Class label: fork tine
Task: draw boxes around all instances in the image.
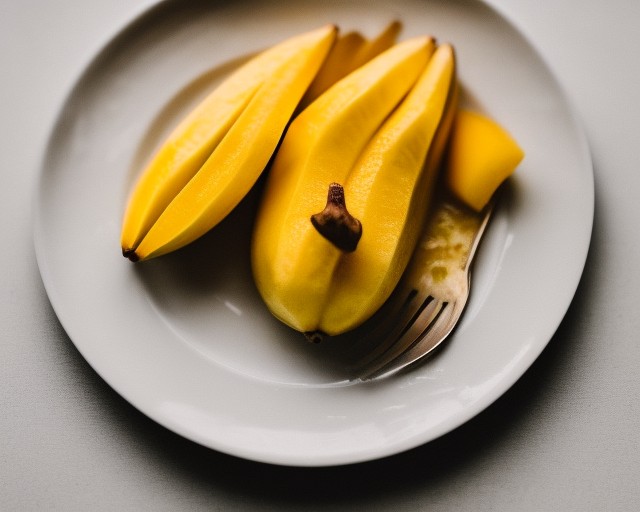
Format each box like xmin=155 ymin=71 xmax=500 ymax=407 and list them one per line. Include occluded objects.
xmin=357 ymin=298 xmax=446 ymax=378
xmin=361 ymin=300 xmax=461 ymax=380
xmin=373 ymin=288 xmax=422 ymax=342
xmin=352 ymin=288 xmax=426 ymax=363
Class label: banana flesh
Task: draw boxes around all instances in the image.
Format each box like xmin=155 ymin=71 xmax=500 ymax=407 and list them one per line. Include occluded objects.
xmin=318 ymin=44 xmax=458 ymax=334
xmin=300 ymin=21 xmax=402 ymax=108
xmin=251 ymin=38 xmax=456 ymax=336
xmin=121 ymin=25 xmax=337 ymax=261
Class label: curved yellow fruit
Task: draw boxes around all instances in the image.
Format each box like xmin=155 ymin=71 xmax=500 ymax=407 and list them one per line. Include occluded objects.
xmin=251 ymin=37 xmax=449 ymax=336
xmin=299 ymin=31 xmax=366 ymax=107
xmin=445 ymin=109 xmax=524 ymax=211
xmin=321 ymin=44 xmax=458 ymax=333
xmin=121 ymin=25 xmax=337 ymax=260
xmin=300 ymin=21 xmax=402 ymax=107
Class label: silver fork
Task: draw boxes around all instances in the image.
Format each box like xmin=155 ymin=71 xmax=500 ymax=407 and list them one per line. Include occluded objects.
xmin=353 ymin=191 xmax=497 ymax=381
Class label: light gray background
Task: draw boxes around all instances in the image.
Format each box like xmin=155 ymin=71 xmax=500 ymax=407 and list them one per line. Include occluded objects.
xmin=2 ymin=0 xmax=638 ymax=510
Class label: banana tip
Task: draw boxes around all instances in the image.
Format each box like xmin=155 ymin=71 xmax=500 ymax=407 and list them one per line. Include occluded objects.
xmin=122 ymin=248 xmax=139 ymax=262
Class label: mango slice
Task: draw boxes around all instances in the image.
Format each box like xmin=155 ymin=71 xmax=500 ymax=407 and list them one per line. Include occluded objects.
xmin=251 ymin=37 xmax=453 ymax=336
xmin=121 ymin=25 xmax=336 ymax=261
xmin=445 ymin=109 xmax=524 ymax=211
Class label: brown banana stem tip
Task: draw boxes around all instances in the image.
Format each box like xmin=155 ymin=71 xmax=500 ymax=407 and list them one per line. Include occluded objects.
xmin=304 ymin=330 xmax=325 ymax=344
xmin=122 ymin=248 xmax=139 ymax=262
xmin=310 ymin=182 xmax=362 ymax=252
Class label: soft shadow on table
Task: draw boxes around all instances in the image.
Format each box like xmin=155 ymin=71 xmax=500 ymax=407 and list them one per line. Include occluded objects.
xmin=47 ymin=177 xmax=601 ymax=509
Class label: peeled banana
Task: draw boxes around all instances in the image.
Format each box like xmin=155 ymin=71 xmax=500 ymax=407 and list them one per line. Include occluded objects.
xmin=121 ymin=25 xmax=337 ymax=261
xmin=300 ymin=21 xmax=402 ymax=108
xmin=251 ymin=40 xmax=458 ymax=337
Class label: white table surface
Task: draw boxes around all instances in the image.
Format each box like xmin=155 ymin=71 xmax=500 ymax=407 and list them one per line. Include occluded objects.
xmin=2 ymin=0 xmax=639 ymax=509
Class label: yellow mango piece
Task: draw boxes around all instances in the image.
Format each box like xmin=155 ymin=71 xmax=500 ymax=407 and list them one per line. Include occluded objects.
xmin=123 ymin=25 xmax=337 ymax=260
xmin=445 ymin=109 xmax=524 ymax=211
xmin=300 ymin=21 xmax=402 ymax=107
xmin=251 ymin=36 xmax=437 ymax=335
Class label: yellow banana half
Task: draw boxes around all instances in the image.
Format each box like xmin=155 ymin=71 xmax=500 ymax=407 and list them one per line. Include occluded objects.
xmin=300 ymin=21 xmax=402 ymax=108
xmin=318 ymin=44 xmax=458 ymax=334
xmin=121 ymin=25 xmax=337 ymax=261
xmin=251 ymin=37 xmax=452 ymax=337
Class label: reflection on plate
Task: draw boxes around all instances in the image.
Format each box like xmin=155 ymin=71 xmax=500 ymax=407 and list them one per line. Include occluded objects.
xmin=34 ymin=0 xmax=593 ymax=466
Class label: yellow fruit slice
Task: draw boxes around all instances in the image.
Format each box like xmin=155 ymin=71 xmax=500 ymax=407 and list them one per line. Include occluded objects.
xmin=299 ymin=31 xmax=366 ymax=107
xmin=445 ymin=109 xmax=524 ymax=211
xmin=251 ymin=36 xmax=436 ymax=335
xmin=358 ymin=21 xmax=403 ymax=66
xmin=300 ymin=21 xmax=402 ymax=107
xmin=321 ymin=44 xmax=458 ymax=334
xmin=122 ymin=25 xmax=337 ymax=260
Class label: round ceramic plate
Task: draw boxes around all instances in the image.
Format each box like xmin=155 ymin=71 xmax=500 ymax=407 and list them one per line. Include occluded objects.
xmin=34 ymin=0 xmax=593 ymax=466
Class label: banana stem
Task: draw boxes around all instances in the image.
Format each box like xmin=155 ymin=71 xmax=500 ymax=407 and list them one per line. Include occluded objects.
xmin=311 ymin=182 xmax=362 ymax=252
xmin=122 ymin=248 xmax=139 ymax=262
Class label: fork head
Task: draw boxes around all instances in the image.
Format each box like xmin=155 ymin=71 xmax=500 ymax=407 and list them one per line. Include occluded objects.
xmin=349 ymin=193 xmax=495 ymax=381
xmin=354 ymin=288 xmax=468 ymax=381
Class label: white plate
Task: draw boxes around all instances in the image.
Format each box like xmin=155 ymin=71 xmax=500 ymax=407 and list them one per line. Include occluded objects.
xmin=34 ymin=0 xmax=593 ymax=466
